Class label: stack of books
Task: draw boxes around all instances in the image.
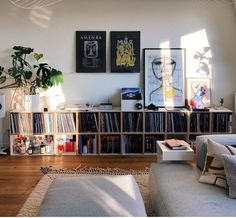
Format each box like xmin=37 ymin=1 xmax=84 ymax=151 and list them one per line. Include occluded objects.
xmin=164 ymin=139 xmax=187 ymax=150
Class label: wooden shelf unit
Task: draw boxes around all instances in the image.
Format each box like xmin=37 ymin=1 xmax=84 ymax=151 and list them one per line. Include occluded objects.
xmin=9 ymin=107 xmax=233 ymax=156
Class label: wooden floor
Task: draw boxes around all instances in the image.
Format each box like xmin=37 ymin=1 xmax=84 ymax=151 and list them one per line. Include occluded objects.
xmin=0 ymin=155 xmax=156 ymax=216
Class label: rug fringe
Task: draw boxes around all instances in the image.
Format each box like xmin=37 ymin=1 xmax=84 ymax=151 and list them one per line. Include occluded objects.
xmin=41 ymin=165 xmax=150 ymax=175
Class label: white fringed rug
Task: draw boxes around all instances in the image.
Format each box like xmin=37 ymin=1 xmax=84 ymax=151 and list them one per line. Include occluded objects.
xmin=17 ymin=166 xmax=155 ymax=217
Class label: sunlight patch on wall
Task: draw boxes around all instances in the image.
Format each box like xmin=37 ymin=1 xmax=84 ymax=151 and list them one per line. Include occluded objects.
xmin=29 ymin=7 xmax=53 ymax=29
xmin=40 ymin=85 xmax=65 ymax=110
xmin=181 ymin=29 xmax=212 ymax=78
xmin=159 ymin=42 xmax=175 ymax=107
xmin=160 ymin=40 xmax=170 ymax=49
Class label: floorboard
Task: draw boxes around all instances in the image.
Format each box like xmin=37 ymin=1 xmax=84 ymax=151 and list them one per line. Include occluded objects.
xmin=0 ymin=155 xmax=156 ymax=216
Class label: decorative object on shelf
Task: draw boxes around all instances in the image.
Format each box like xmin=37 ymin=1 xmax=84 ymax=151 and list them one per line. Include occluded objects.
xmin=76 ymin=31 xmax=106 ymax=73
xmin=110 ymin=31 xmax=140 ymax=73
xmin=9 ymin=0 xmax=63 ymax=9
xmin=58 ymin=102 xmax=94 ymax=111
xmin=143 ymin=48 xmax=186 ymax=107
xmin=220 ymin=98 xmax=224 ymax=108
xmin=187 ymin=78 xmax=211 ymax=109
xmin=65 ymin=141 xmax=74 ymax=152
xmin=99 ymin=103 xmax=113 ymax=110
xmin=146 ymin=103 xmax=158 ymax=111
xmin=0 ymin=46 xmax=64 ymax=111
xmin=40 ymin=142 xmax=46 ymax=154
xmin=57 ymin=138 xmax=64 ymax=155
xmin=27 ymin=144 xmax=33 ymax=155
xmin=83 ymin=144 xmax=88 ymax=154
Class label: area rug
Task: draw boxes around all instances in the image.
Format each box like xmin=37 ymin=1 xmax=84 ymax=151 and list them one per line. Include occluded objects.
xmin=17 ymin=166 xmax=155 ymax=217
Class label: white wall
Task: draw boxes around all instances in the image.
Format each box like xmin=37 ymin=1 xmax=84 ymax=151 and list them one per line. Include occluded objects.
xmin=0 ymin=0 xmax=236 ymax=144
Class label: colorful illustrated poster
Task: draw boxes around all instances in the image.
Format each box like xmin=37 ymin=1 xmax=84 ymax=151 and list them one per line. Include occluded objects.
xmin=76 ymin=31 xmax=106 ymax=72
xmin=187 ymin=78 xmax=210 ymax=109
xmin=144 ymin=48 xmax=185 ymax=107
xmin=111 ymin=31 xmax=140 ymax=73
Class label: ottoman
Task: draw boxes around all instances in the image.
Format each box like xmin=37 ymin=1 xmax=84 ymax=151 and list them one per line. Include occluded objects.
xmin=37 ymin=175 xmax=147 ymax=217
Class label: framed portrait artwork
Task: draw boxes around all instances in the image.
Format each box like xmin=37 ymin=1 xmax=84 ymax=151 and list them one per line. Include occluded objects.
xmin=187 ymin=78 xmax=211 ymax=109
xmin=110 ymin=31 xmax=140 ymax=73
xmin=76 ymin=31 xmax=106 ymax=72
xmin=143 ymin=48 xmax=186 ymax=107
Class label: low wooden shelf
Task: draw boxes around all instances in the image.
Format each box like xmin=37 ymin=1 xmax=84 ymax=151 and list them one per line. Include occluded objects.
xmin=9 ymin=107 xmax=233 ymax=156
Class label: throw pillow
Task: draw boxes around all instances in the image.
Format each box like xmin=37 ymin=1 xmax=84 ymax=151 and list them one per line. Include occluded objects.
xmin=199 ymin=139 xmax=236 ymax=188
xmin=222 ymin=154 xmax=236 ymax=198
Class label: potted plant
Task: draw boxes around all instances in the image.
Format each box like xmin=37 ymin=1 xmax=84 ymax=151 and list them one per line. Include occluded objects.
xmin=0 ymin=46 xmax=63 ymax=110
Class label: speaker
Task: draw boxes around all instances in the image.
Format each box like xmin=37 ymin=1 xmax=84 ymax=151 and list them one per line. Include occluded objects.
xmin=0 ymin=94 xmax=5 ymax=118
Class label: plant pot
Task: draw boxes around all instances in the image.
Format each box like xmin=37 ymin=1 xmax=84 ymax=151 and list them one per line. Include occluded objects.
xmin=23 ymin=94 xmax=41 ymax=112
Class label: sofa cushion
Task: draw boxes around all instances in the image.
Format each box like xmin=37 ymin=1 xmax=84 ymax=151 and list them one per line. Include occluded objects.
xmin=149 ymin=162 xmax=236 ymax=217
xmin=222 ymin=154 xmax=236 ymax=198
xmin=37 ymin=175 xmax=147 ymax=217
xmin=199 ymin=139 xmax=236 ymax=188
xmin=196 ymin=134 xmax=236 ymax=170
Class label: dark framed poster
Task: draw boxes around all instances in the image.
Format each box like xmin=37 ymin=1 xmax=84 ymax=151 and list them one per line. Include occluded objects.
xmin=110 ymin=31 xmax=140 ymax=73
xmin=76 ymin=31 xmax=106 ymax=72
xmin=144 ymin=48 xmax=186 ymax=107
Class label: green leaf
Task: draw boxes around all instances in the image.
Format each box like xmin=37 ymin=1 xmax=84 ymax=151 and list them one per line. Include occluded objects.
xmin=34 ymin=53 xmax=43 ymax=61
xmin=24 ymin=71 xmax=32 ymax=80
xmin=0 ymin=76 xmax=6 ymax=84
xmin=39 ymin=63 xmax=49 ymax=67
xmin=50 ymin=68 xmax=63 ymax=85
xmin=13 ymin=46 xmax=34 ymax=54
xmin=0 ymin=66 xmax=4 ymax=75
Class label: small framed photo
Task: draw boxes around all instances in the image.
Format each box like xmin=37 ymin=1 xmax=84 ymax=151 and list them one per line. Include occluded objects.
xmin=76 ymin=31 xmax=106 ymax=72
xmin=110 ymin=31 xmax=140 ymax=73
xmin=143 ymin=48 xmax=186 ymax=107
xmin=187 ymin=78 xmax=211 ymax=109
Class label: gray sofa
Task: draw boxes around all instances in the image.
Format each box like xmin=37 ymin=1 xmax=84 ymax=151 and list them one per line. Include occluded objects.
xmin=149 ymin=134 xmax=236 ymax=217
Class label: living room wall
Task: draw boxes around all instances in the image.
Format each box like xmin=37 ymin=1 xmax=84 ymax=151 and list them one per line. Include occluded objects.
xmin=0 ymin=0 xmax=236 ymax=145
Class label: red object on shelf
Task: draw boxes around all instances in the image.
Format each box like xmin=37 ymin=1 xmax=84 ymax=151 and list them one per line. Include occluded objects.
xmin=57 ymin=144 xmax=64 ymax=153
xmin=65 ymin=141 xmax=74 ymax=152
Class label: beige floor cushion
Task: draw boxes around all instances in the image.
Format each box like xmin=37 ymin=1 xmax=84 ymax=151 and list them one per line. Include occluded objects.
xmin=37 ymin=175 xmax=147 ymax=217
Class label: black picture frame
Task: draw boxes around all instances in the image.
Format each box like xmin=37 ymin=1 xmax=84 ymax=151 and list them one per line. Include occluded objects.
xmin=110 ymin=31 xmax=140 ymax=73
xmin=143 ymin=48 xmax=186 ymax=107
xmin=76 ymin=31 xmax=106 ymax=73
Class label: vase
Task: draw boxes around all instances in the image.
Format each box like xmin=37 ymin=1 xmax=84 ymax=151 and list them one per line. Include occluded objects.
xmin=23 ymin=94 xmax=41 ymax=112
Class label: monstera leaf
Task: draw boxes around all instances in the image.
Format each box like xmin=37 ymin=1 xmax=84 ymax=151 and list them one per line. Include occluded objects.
xmin=50 ymin=68 xmax=63 ymax=85
xmin=34 ymin=53 xmax=43 ymax=61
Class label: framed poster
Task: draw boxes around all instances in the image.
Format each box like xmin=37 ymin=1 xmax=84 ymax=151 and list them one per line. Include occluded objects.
xmin=144 ymin=48 xmax=186 ymax=107
xmin=187 ymin=78 xmax=211 ymax=109
xmin=76 ymin=31 xmax=106 ymax=72
xmin=110 ymin=31 xmax=140 ymax=73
